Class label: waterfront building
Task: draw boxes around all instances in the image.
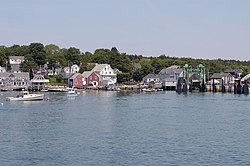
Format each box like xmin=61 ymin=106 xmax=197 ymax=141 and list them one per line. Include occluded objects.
xmin=82 ymin=71 xmax=91 ymax=85
xmin=224 ymin=69 xmax=243 ymax=78
xmin=241 ymin=74 xmax=250 ymax=84
xmin=30 ymin=74 xmax=50 ymax=91
xmin=81 ymin=64 xmax=117 ymax=86
xmin=142 ymin=74 xmax=160 ymax=85
xmin=69 ymin=73 xmax=83 ymax=88
xmin=0 ymin=72 xmax=29 ymax=90
xmin=210 ymin=73 xmax=234 ymax=85
xmin=158 ymin=65 xmax=183 ymax=90
xmin=9 ymin=56 xmax=24 ymax=73
xmin=91 ymin=64 xmax=117 ymax=86
xmin=87 ymin=71 xmax=101 ymax=86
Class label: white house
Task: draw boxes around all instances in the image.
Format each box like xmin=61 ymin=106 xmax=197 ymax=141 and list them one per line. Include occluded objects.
xmin=0 ymin=66 xmax=6 ymax=73
xmin=63 ymin=64 xmax=80 ymax=74
xmin=91 ymin=64 xmax=117 ymax=86
xmin=9 ymin=56 xmax=24 ymax=73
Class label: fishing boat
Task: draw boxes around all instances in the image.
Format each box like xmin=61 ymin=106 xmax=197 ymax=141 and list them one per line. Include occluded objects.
xmin=6 ymin=91 xmax=44 ymax=101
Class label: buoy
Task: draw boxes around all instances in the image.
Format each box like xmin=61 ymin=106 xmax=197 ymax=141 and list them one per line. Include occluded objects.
xmin=46 ymin=97 xmax=51 ymax=101
xmin=1 ymin=103 xmax=3 ymax=106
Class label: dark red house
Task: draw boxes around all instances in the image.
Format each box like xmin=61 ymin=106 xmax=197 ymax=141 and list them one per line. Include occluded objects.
xmin=87 ymin=71 xmax=101 ymax=86
xmin=70 ymin=73 xmax=83 ymax=88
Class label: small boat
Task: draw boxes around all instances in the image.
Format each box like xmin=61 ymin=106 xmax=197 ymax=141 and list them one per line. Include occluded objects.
xmin=67 ymin=89 xmax=78 ymax=97
xmin=48 ymin=88 xmax=68 ymax=92
xmin=141 ymin=88 xmax=157 ymax=92
xmin=6 ymin=91 xmax=44 ymax=101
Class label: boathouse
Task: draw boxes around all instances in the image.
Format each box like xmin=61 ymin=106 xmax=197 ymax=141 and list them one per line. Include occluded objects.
xmin=30 ymin=74 xmax=50 ymax=91
xmin=158 ymin=65 xmax=182 ymax=90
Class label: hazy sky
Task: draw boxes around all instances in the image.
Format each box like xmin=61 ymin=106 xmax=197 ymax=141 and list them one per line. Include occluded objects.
xmin=0 ymin=0 xmax=249 ymax=60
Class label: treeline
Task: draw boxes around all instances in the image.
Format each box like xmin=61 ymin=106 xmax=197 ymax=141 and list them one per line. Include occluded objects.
xmin=0 ymin=43 xmax=250 ymax=81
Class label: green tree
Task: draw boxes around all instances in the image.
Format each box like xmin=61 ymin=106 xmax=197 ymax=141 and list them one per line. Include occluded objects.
xmin=0 ymin=47 xmax=7 ymax=67
xmin=64 ymin=47 xmax=81 ymax=65
xmin=20 ymin=54 xmax=38 ymax=72
xmin=29 ymin=43 xmax=46 ymax=66
xmin=45 ymin=44 xmax=66 ymax=68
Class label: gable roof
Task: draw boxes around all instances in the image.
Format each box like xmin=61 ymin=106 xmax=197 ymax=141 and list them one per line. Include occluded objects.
xmin=210 ymin=73 xmax=231 ymax=79
xmin=224 ymin=69 xmax=243 ymax=73
xmin=9 ymin=56 xmax=24 ymax=61
xmin=0 ymin=72 xmax=29 ymax=78
xmin=241 ymin=74 xmax=250 ymax=81
xmin=143 ymin=74 xmax=159 ymax=79
xmin=159 ymin=68 xmax=182 ymax=75
xmin=91 ymin=64 xmax=109 ymax=72
xmin=70 ymin=73 xmax=82 ymax=79
xmin=82 ymin=71 xmax=91 ymax=78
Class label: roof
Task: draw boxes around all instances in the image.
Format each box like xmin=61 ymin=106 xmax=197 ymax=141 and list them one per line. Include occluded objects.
xmin=143 ymin=74 xmax=159 ymax=79
xmin=0 ymin=72 xmax=29 ymax=78
xmin=224 ymin=69 xmax=243 ymax=73
xmin=167 ymin=65 xmax=181 ymax=69
xmin=159 ymin=68 xmax=183 ymax=75
xmin=91 ymin=64 xmax=109 ymax=72
xmin=210 ymin=73 xmax=231 ymax=79
xmin=9 ymin=56 xmax=24 ymax=60
xmin=31 ymin=75 xmax=49 ymax=83
xmin=241 ymin=74 xmax=250 ymax=81
xmin=70 ymin=73 xmax=82 ymax=79
xmin=82 ymin=71 xmax=91 ymax=77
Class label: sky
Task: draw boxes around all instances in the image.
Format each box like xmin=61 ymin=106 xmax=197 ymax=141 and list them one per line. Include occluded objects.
xmin=0 ymin=0 xmax=250 ymax=60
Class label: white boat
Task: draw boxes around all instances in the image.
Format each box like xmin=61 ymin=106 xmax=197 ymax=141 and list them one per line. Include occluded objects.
xmin=48 ymin=88 xmax=68 ymax=92
xmin=6 ymin=91 xmax=44 ymax=101
xmin=141 ymin=88 xmax=157 ymax=92
xmin=67 ymin=89 xmax=78 ymax=97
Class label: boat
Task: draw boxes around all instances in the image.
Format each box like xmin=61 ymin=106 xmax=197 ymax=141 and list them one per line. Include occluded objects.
xmin=67 ymin=88 xmax=78 ymax=97
xmin=6 ymin=91 xmax=44 ymax=101
xmin=141 ymin=88 xmax=157 ymax=92
xmin=48 ymin=88 xmax=68 ymax=92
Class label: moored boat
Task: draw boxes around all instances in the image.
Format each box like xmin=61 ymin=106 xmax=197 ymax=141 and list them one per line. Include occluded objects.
xmin=6 ymin=91 xmax=44 ymax=101
xmin=141 ymin=88 xmax=157 ymax=92
xmin=67 ymin=88 xmax=78 ymax=97
xmin=48 ymin=88 xmax=68 ymax=92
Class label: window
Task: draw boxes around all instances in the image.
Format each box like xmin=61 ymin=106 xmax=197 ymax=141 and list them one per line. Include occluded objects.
xmin=94 ymin=76 xmax=97 ymax=80
xmin=89 ymin=76 xmax=92 ymax=80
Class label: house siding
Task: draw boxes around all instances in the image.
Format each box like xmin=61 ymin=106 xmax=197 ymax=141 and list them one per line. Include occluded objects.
xmin=72 ymin=74 xmax=83 ymax=88
xmin=87 ymin=72 xmax=100 ymax=86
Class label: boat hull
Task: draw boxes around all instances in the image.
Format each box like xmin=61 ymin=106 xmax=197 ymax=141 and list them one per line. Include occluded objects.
xmin=6 ymin=94 xmax=44 ymax=101
xmin=48 ymin=88 xmax=68 ymax=92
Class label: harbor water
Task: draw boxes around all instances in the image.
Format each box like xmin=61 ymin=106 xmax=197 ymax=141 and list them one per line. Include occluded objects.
xmin=1 ymin=91 xmax=250 ymax=165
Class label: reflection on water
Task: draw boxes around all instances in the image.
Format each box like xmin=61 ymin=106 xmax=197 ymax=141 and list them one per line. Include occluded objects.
xmin=1 ymin=91 xmax=250 ymax=165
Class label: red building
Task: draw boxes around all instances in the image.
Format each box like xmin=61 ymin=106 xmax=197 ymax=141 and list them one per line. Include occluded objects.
xmin=87 ymin=72 xmax=101 ymax=86
xmin=70 ymin=73 xmax=83 ymax=88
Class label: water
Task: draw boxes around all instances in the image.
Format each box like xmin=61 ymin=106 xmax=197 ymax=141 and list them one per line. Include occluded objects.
xmin=1 ymin=91 xmax=250 ymax=165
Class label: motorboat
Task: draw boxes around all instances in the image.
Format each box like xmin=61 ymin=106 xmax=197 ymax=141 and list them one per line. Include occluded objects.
xmin=141 ymin=88 xmax=157 ymax=92
xmin=67 ymin=88 xmax=78 ymax=97
xmin=6 ymin=91 xmax=44 ymax=101
xmin=48 ymin=87 xmax=68 ymax=92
